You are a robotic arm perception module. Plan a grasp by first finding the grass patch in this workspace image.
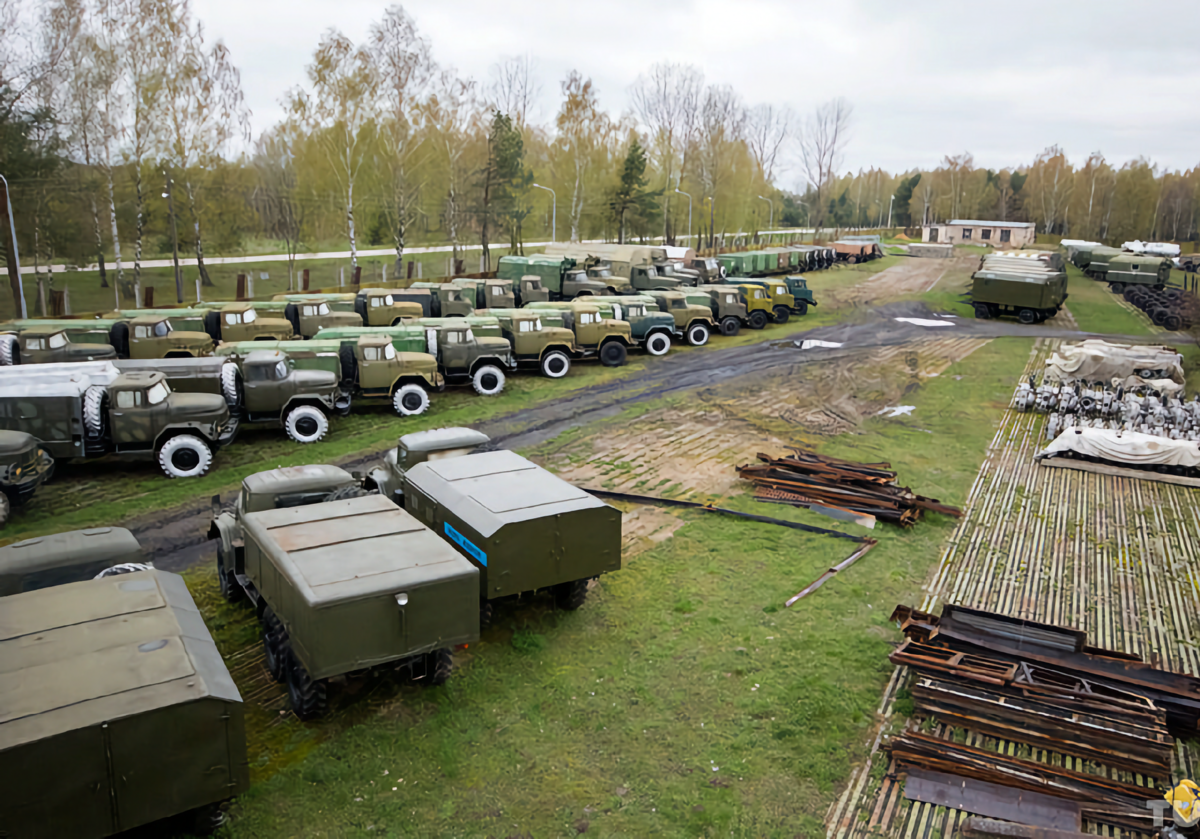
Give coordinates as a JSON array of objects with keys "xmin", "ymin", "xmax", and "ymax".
[{"xmin": 1062, "ymin": 266, "xmax": 1153, "ymax": 335}]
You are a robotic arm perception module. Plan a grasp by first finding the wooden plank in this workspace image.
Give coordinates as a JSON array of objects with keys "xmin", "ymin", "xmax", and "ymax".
[
  {"xmin": 1038, "ymin": 458, "xmax": 1200, "ymax": 488},
  {"xmin": 902, "ymin": 769, "xmax": 1081, "ymax": 831}
]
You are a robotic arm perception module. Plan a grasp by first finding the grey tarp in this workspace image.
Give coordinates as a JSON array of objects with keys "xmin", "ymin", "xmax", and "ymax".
[
  {"xmin": 1043, "ymin": 339, "xmax": 1184, "ymax": 385},
  {"xmin": 1037, "ymin": 427, "xmax": 1200, "ymax": 468}
]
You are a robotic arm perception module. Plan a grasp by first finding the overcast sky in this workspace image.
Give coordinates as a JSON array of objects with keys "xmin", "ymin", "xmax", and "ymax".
[{"xmin": 193, "ymin": 0, "xmax": 1200, "ymax": 187}]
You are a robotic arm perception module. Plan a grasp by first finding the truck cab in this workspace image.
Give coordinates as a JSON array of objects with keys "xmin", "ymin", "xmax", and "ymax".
[
  {"xmin": 0, "ymin": 526, "xmax": 142, "ymax": 594},
  {"xmin": 241, "ymin": 349, "xmax": 346, "ymax": 442},
  {"xmin": 283, "ymin": 300, "xmax": 362, "ymax": 337},
  {"xmin": 411, "ymin": 283, "xmax": 475, "ymax": 317},
  {"xmin": 425, "ymin": 323, "xmax": 515, "ymax": 396},
  {"xmin": 721, "ymin": 282, "xmax": 775, "ymax": 329},
  {"xmin": 629, "ymin": 263, "xmax": 683, "ymax": 291},
  {"xmin": 355, "ymin": 288, "xmax": 424, "ymax": 325},
  {"xmin": 126, "ymin": 315, "xmax": 214, "ymax": 359},
  {"xmin": 352, "ymin": 334, "xmax": 443, "ymax": 415},
  {"xmin": 107, "ymin": 372, "xmax": 232, "ymax": 455},
  {"xmin": 368, "ymin": 426, "xmax": 491, "ymax": 505},
  {"xmin": 687, "ymin": 256, "xmax": 724, "ymax": 281},
  {"xmin": 206, "ymin": 304, "xmax": 295, "ymax": 343},
  {"xmin": 481, "ymin": 310, "xmax": 577, "ymax": 378},
  {"xmin": 555, "ymin": 304, "xmax": 634, "ymax": 365},
  {"xmin": 0, "ymin": 430, "xmax": 54, "ymax": 526},
  {"xmin": 4, "ymin": 326, "xmax": 117, "ymax": 365},
  {"xmin": 694, "ymin": 285, "xmax": 750, "ymax": 336},
  {"xmin": 569, "ymin": 295, "xmax": 677, "ymax": 356},
  {"xmin": 644, "ymin": 290, "xmax": 716, "ymax": 346},
  {"xmin": 518, "ymin": 275, "xmax": 551, "ymax": 304},
  {"xmin": 733, "ymin": 279, "xmax": 796, "ymax": 322},
  {"xmin": 654, "ymin": 259, "xmax": 701, "ymax": 285}
]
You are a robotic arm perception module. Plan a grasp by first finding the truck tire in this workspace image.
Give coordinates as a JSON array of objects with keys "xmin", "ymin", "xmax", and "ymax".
[
  {"xmin": 719, "ymin": 317, "xmax": 740, "ymax": 337},
  {"xmin": 772, "ymin": 306, "xmax": 790, "ymax": 325},
  {"xmin": 422, "ymin": 648, "xmax": 453, "ymax": 687},
  {"xmin": 599, "ymin": 340, "xmax": 627, "ymax": 367},
  {"xmin": 749, "ymin": 310, "xmax": 768, "ymax": 330},
  {"xmin": 203, "ymin": 311, "xmax": 221, "ymax": 342},
  {"xmin": 285, "ymin": 648, "xmax": 328, "ymax": 720},
  {"xmin": 0, "ymin": 493, "xmax": 9, "ymax": 529},
  {"xmin": 337, "ymin": 343, "xmax": 358, "ymax": 387},
  {"xmin": 0, "ymin": 334, "xmax": 15, "ymax": 365},
  {"xmin": 1109, "ymin": 282, "xmax": 1125, "ymax": 294},
  {"xmin": 392, "ymin": 383, "xmax": 430, "ymax": 416},
  {"xmin": 158, "ymin": 435, "xmax": 213, "ymax": 479},
  {"xmin": 220, "ymin": 363, "xmax": 240, "ymax": 408},
  {"xmin": 794, "ymin": 301, "xmax": 809, "ymax": 316},
  {"xmin": 185, "ymin": 802, "xmax": 226, "ymax": 837},
  {"xmin": 284, "ymin": 405, "xmax": 329, "ymax": 443},
  {"xmin": 685, "ymin": 323, "xmax": 709, "ymax": 347},
  {"xmin": 1017, "ymin": 308, "xmax": 1038, "ymax": 325},
  {"xmin": 973, "ymin": 303, "xmax": 991, "ymax": 319},
  {"xmin": 216, "ymin": 544, "xmax": 242, "ymax": 603},
  {"xmin": 479, "ymin": 599, "xmax": 493, "ymax": 629},
  {"xmin": 540, "ymin": 350, "xmax": 570, "ymax": 378},
  {"xmin": 109, "ymin": 322, "xmax": 130, "ymax": 358},
  {"xmin": 262, "ymin": 607, "xmax": 288, "ymax": 683},
  {"xmin": 471, "ymin": 364, "xmax": 506, "ymax": 396},
  {"xmin": 645, "ymin": 332, "xmax": 672, "ymax": 356},
  {"xmin": 555, "ymin": 578, "xmax": 589, "ymax": 611},
  {"xmin": 83, "ymin": 385, "xmax": 107, "ymax": 436}
]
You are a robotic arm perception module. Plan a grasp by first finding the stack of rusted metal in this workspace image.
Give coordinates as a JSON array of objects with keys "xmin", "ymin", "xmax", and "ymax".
[
  {"xmin": 885, "ymin": 603, "xmax": 1196, "ymax": 830},
  {"xmin": 737, "ymin": 450, "xmax": 962, "ymax": 527}
]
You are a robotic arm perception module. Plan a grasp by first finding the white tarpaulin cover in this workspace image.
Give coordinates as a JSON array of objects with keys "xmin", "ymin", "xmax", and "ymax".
[
  {"xmin": 1043, "ymin": 339, "xmax": 1184, "ymax": 385},
  {"xmin": 1123, "ymin": 240, "xmax": 1181, "ymax": 257},
  {"xmin": 1037, "ymin": 427, "xmax": 1200, "ymax": 468}
]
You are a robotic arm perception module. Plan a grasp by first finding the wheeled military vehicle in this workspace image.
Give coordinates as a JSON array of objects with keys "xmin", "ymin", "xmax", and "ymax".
[
  {"xmin": 540, "ymin": 245, "xmax": 692, "ymax": 291},
  {"xmin": 832, "ymin": 241, "xmax": 882, "ymax": 264},
  {"xmin": 0, "ymin": 314, "xmax": 215, "ymax": 364},
  {"xmin": 400, "ymin": 446, "xmax": 622, "ymax": 623},
  {"xmin": 0, "ymin": 526, "xmax": 143, "ymax": 595},
  {"xmin": 367, "ymin": 426, "xmax": 491, "ymax": 505},
  {"xmin": 203, "ymin": 303, "xmax": 295, "ymax": 343},
  {"xmin": 643, "ymin": 290, "xmax": 717, "ymax": 345},
  {"xmin": 453, "ymin": 277, "xmax": 516, "ymax": 309},
  {"xmin": 1075, "ymin": 245, "xmax": 1124, "ymax": 277},
  {"xmin": 570, "ymin": 295, "xmax": 677, "ymax": 355},
  {"xmin": 409, "ymin": 283, "xmax": 476, "ymax": 317},
  {"xmin": 738, "ymin": 276, "xmax": 816, "ymax": 316},
  {"xmin": 0, "ymin": 365, "xmax": 235, "ymax": 478},
  {"xmin": 723, "ymin": 278, "xmax": 795, "ymax": 323},
  {"xmin": 496, "ymin": 255, "xmax": 618, "ymax": 298},
  {"xmin": 484, "ymin": 305, "xmax": 632, "ymax": 366},
  {"xmin": 0, "ymin": 569, "xmax": 249, "ymax": 835},
  {"xmin": 211, "ymin": 472, "xmax": 479, "ymax": 719},
  {"xmin": 354, "ymin": 288, "xmax": 425, "ymax": 325},
  {"xmin": 971, "ymin": 266, "xmax": 1069, "ymax": 323},
  {"xmin": 515, "ymin": 274, "xmax": 551, "ymax": 303},
  {"xmin": 200, "ymin": 299, "xmax": 361, "ymax": 338},
  {"xmin": 282, "ymin": 299, "xmax": 362, "ymax": 336},
  {"xmin": 0, "ymin": 325, "xmax": 118, "ymax": 365},
  {"xmin": 0, "ymin": 430, "xmax": 53, "ymax": 527},
  {"xmin": 1104, "ymin": 253, "xmax": 1173, "ymax": 293},
  {"xmin": 718, "ymin": 282, "xmax": 776, "ymax": 329},
  {"xmin": 225, "ymin": 350, "xmax": 346, "ymax": 442},
  {"xmin": 692, "ymin": 285, "xmax": 751, "ymax": 335},
  {"xmin": 476, "ymin": 310, "xmax": 577, "ymax": 378},
  {"xmin": 123, "ymin": 315, "xmax": 215, "ymax": 358}
]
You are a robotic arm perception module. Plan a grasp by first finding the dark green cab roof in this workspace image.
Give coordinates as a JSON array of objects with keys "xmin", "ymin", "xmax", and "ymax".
[{"xmin": 400, "ymin": 427, "xmax": 490, "ymax": 453}]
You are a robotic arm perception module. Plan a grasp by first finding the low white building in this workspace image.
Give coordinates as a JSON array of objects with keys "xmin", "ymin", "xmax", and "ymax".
[{"xmin": 922, "ymin": 220, "xmax": 1036, "ymax": 248}]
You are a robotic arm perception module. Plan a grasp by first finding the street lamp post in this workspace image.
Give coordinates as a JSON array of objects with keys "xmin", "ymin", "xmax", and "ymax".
[
  {"xmin": 531, "ymin": 183, "xmax": 556, "ymax": 242},
  {"xmin": 676, "ymin": 188, "xmax": 696, "ymax": 246},
  {"xmin": 162, "ymin": 165, "xmax": 184, "ymax": 302},
  {"xmin": 706, "ymin": 196, "xmax": 714, "ymax": 251},
  {"xmin": 757, "ymin": 195, "xmax": 773, "ymax": 237},
  {"xmin": 887, "ymin": 194, "xmax": 895, "ymax": 230},
  {"xmin": 0, "ymin": 174, "xmax": 27, "ymax": 318}
]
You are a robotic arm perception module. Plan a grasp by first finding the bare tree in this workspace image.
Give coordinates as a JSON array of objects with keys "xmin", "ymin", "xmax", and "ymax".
[
  {"xmin": 695, "ymin": 84, "xmax": 746, "ymax": 248},
  {"xmin": 425, "ymin": 70, "xmax": 478, "ymax": 263},
  {"xmin": 796, "ymin": 97, "xmax": 852, "ymax": 230},
  {"xmin": 252, "ymin": 127, "xmax": 305, "ymax": 289},
  {"xmin": 630, "ymin": 62, "xmax": 702, "ymax": 241},
  {"xmin": 554, "ymin": 70, "xmax": 612, "ymax": 242},
  {"xmin": 487, "ymin": 54, "xmax": 540, "ymax": 128},
  {"xmin": 745, "ymin": 103, "xmax": 791, "ymax": 183}
]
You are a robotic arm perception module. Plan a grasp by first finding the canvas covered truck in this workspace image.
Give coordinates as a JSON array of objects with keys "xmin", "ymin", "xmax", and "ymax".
[
  {"xmin": 210, "ymin": 471, "xmax": 479, "ymax": 720},
  {"xmin": 354, "ymin": 288, "xmax": 425, "ymax": 325},
  {"xmin": 692, "ymin": 285, "xmax": 751, "ymax": 336},
  {"xmin": 642, "ymin": 290, "xmax": 717, "ymax": 345},
  {"xmin": 496, "ymin": 254, "xmax": 618, "ymax": 299},
  {"xmin": 0, "ymin": 364, "xmax": 235, "ymax": 478},
  {"xmin": 0, "ymin": 569, "xmax": 250, "ymax": 836},
  {"xmin": 202, "ymin": 303, "xmax": 296, "ymax": 343},
  {"xmin": 1102, "ymin": 253, "xmax": 1173, "ymax": 293},
  {"xmin": 0, "ymin": 430, "xmax": 54, "ymax": 528},
  {"xmin": 971, "ymin": 267, "xmax": 1069, "ymax": 323},
  {"xmin": 484, "ymin": 304, "xmax": 633, "ymax": 366},
  {"xmin": 0, "ymin": 526, "xmax": 144, "ymax": 595},
  {"xmin": 567, "ymin": 295, "xmax": 677, "ymax": 356}
]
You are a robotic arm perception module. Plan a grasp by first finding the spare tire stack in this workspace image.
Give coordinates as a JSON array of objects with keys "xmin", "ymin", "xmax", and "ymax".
[{"xmin": 1124, "ymin": 286, "xmax": 1199, "ymax": 332}]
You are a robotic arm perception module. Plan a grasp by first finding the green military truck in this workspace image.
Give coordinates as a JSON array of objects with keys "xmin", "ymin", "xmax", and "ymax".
[
  {"xmin": 485, "ymin": 304, "xmax": 632, "ymax": 366},
  {"xmin": 1103, "ymin": 253, "xmax": 1172, "ymax": 293},
  {"xmin": 210, "ymin": 471, "xmax": 479, "ymax": 719},
  {"xmin": 397, "ymin": 445, "xmax": 622, "ymax": 624},
  {"xmin": 453, "ymin": 277, "xmax": 517, "ymax": 309},
  {"xmin": 731, "ymin": 278, "xmax": 798, "ymax": 322},
  {"xmin": 0, "ymin": 526, "xmax": 144, "ymax": 595},
  {"xmin": 200, "ymin": 299, "xmax": 360, "ymax": 339},
  {"xmin": 0, "ymin": 430, "xmax": 54, "ymax": 528},
  {"xmin": 522, "ymin": 299, "xmax": 657, "ymax": 359},
  {"xmin": 538, "ymin": 246, "xmax": 689, "ymax": 291},
  {"xmin": 691, "ymin": 285, "xmax": 751, "ymax": 336},
  {"xmin": 472, "ymin": 310, "xmax": 577, "ymax": 378},
  {"xmin": 567, "ymin": 295, "xmax": 677, "ymax": 355},
  {"xmin": 971, "ymin": 267, "xmax": 1069, "ymax": 323},
  {"xmin": 0, "ymin": 325, "xmax": 118, "ymax": 365},
  {"xmin": 202, "ymin": 303, "xmax": 296, "ymax": 343},
  {"xmin": 642, "ymin": 290, "xmax": 717, "ymax": 346},
  {"xmin": 0, "ymin": 569, "xmax": 249, "ymax": 835},
  {"xmin": 497, "ymin": 254, "xmax": 619, "ymax": 299},
  {"xmin": 718, "ymin": 282, "xmax": 776, "ymax": 329},
  {"xmin": 1075, "ymin": 245, "xmax": 1124, "ymax": 278},
  {"xmin": 0, "ymin": 314, "xmax": 215, "ymax": 364},
  {"xmin": 353, "ymin": 288, "xmax": 425, "ymax": 325},
  {"xmin": 368, "ymin": 426, "xmax": 491, "ymax": 505},
  {"xmin": 0, "ymin": 364, "xmax": 235, "ymax": 478},
  {"xmin": 405, "ymin": 283, "xmax": 475, "ymax": 317}
]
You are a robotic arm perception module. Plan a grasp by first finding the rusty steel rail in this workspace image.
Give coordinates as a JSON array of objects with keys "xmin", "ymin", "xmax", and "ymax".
[
  {"xmin": 960, "ymin": 817, "xmax": 1099, "ymax": 839},
  {"xmin": 784, "ymin": 540, "xmax": 878, "ymax": 606}
]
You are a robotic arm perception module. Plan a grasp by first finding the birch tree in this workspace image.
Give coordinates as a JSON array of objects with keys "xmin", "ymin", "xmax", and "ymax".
[
  {"xmin": 425, "ymin": 71, "xmax": 478, "ymax": 263},
  {"xmin": 797, "ymin": 97, "xmax": 852, "ymax": 230},
  {"xmin": 252, "ymin": 126, "xmax": 304, "ymax": 289},
  {"xmin": 488, "ymin": 54, "xmax": 540, "ymax": 128},
  {"xmin": 630, "ymin": 62, "xmax": 701, "ymax": 241},
  {"xmin": 553, "ymin": 71, "xmax": 610, "ymax": 242}
]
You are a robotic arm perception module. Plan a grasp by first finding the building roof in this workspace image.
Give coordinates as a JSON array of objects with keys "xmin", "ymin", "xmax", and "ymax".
[
  {"xmin": 0, "ymin": 570, "xmax": 240, "ymax": 750},
  {"xmin": 944, "ymin": 220, "xmax": 1035, "ymax": 228}
]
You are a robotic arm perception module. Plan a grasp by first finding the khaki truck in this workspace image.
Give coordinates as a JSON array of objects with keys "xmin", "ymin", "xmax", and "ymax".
[
  {"xmin": 484, "ymin": 305, "xmax": 632, "ymax": 366},
  {"xmin": 473, "ymin": 310, "xmax": 577, "ymax": 378},
  {"xmin": 0, "ymin": 526, "xmax": 145, "ymax": 595},
  {"xmin": 643, "ymin": 290, "xmax": 717, "ymax": 346},
  {"xmin": 453, "ymin": 277, "xmax": 517, "ymax": 309},
  {"xmin": 200, "ymin": 299, "xmax": 360, "ymax": 339},
  {"xmin": 497, "ymin": 254, "xmax": 621, "ymax": 299},
  {"xmin": 0, "ymin": 430, "xmax": 54, "ymax": 527},
  {"xmin": 0, "ymin": 315, "xmax": 215, "ymax": 364},
  {"xmin": 203, "ymin": 303, "xmax": 296, "ymax": 343},
  {"xmin": 0, "ymin": 325, "xmax": 118, "ymax": 365},
  {"xmin": 210, "ymin": 472, "xmax": 479, "ymax": 719},
  {"xmin": 562, "ymin": 295, "xmax": 678, "ymax": 355},
  {"xmin": 540, "ymin": 245, "xmax": 690, "ymax": 291},
  {"xmin": 728, "ymin": 278, "xmax": 796, "ymax": 323},
  {"xmin": 694, "ymin": 285, "xmax": 751, "ymax": 335},
  {"xmin": 971, "ymin": 267, "xmax": 1069, "ymax": 323},
  {"xmin": 354, "ymin": 288, "xmax": 425, "ymax": 325},
  {"xmin": 0, "ymin": 364, "xmax": 236, "ymax": 478},
  {"xmin": 718, "ymin": 281, "xmax": 776, "ymax": 329},
  {"xmin": 0, "ymin": 569, "xmax": 250, "ymax": 835},
  {"xmin": 407, "ymin": 283, "xmax": 475, "ymax": 317}
]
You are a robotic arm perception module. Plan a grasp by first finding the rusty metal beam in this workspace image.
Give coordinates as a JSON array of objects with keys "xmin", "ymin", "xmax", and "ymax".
[{"xmin": 960, "ymin": 817, "xmax": 1097, "ymax": 839}]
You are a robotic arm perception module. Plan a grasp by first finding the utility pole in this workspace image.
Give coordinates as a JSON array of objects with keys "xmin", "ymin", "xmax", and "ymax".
[
  {"xmin": 163, "ymin": 165, "xmax": 183, "ymax": 303},
  {"xmin": 531, "ymin": 183, "xmax": 556, "ymax": 242},
  {"xmin": 887, "ymin": 194, "xmax": 895, "ymax": 230},
  {"xmin": 0, "ymin": 174, "xmax": 27, "ymax": 318},
  {"xmin": 674, "ymin": 188, "xmax": 692, "ymax": 248},
  {"xmin": 706, "ymin": 196, "xmax": 715, "ymax": 251},
  {"xmin": 757, "ymin": 195, "xmax": 774, "ymax": 231}
]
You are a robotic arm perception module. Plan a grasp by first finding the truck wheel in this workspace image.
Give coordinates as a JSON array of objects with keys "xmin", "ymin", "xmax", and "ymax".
[
  {"xmin": 83, "ymin": 385, "xmax": 106, "ymax": 436},
  {"xmin": 392, "ymin": 384, "xmax": 430, "ymax": 416},
  {"xmin": 422, "ymin": 648, "xmax": 453, "ymax": 687},
  {"xmin": 220, "ymin": 363, "xmax": 240, "ymax": 408},
  {"xmin": 0, "ymin": 334, "xmax": 15, "ymax": 365},
  {"xmin": 973, "ymin": 303, "xmax": 990, "ymax": 319},
  {"xmin": 284, "ymin": 405, "xmax": 329, "ymax": 443},
  {"xmin": 158, "ymin": 435, "xmax": 213, "ymax": 479},
  {"xmin": 337, "ymin": 343, "xmax": 358, "ymax": 387},
  {"xmin": 285, "ymin": 648, "xmax": 328, "ymax": 720},
  {"xmin": 719, "ymin": 317, "xmax": 740, "ymax": 337},
  {"xmin": 794, "ymin": 301, "xmax": 809, "ymax": 316},
  {"xmin": 262, "ymin": 607, "xmax": 288, "ymax": 683},
  {"xmin": 645, "ymin": 332, "xmax": 672, "ymax": 356},
  {"xmin": 685, "ymin": 323, "xmax": 709, "ymax": 347},
  {"xmin": 554, "ymin": 578, "xmax": 589, "ymax": 611},
  {"xmin": 1016, "ymin": 308, "xmax": 1038, "ymax": 325},
  {"xmin": 540, "ymin": 350, "xmax": 571, "ymax": 378},
  {"xmin": 0, "ymin": 493, "xmax": 9, "ymax": 529},
  {"xmin": 185, "ymin": 802, "xmax": 226, "ymax": 837},
  {"xmin": 1109, "ymin": 282, "xmax": 1125, "ymax": 294},
  {"xmin": 480, "ymin": 600, "xmax": 493, "ymax": 629},
  {"xmin": 749, "ymin": 310, "xmax": 769, "ymax": 330},
  {"xmin": 216, "ymin": 545, "xmax": 242, "ymax": 604},
  {"xmin": 472, "ymin": 364, "xmax": 506, "ymax": 396},
  {"xmin": 600, "ymin": 341, "xmax": 627, "ymax": 366},
  {"xmin": 772, "ymin": 306, "xmax": 790, "ymax": 324}
]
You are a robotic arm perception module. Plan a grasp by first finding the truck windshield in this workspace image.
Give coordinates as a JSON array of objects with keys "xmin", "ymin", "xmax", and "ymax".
[
  {"xmin": 705, "ymin": 259, "xmax": 718, "ymax": 270},
  {"xmin": 317, "ymin": 303, "xmax": 331, "ymax": 315},
  {"xmin": 146, "ymin": 381, "xmax": 170, "ymax": 405},
  {"xmin": 243, "ymin": 309, "xmax": 257, "ymax": 324},
  {"xmin": 274, "ymin": 360, "xmax": 288, "ymax": 379},
  {"xmin": 645, "ymin": 266, "xmax": 658, "ymax": 278},
  {"xmin": 627, "ymin": 305, "xmax": 642, "ymax": 317},
  {"xmin": 154, "ymin": 321, "xmax": 171, "ymax": 337},
  {"xmin": 590, "ymin": 268, "xmax": 612, "ymax": 278},
  {"xmin": 658, "ymin": 264, "xmax": 675, "ymax": 275},
  {"xmin": 383, "ymin": 342, "xmax": 396, "ymax": 360},
  {"xmin": 48, "ymin": 332, "xmax": 67, "ymax": 349},
  {"xmin": 670, "ymin": 299, "xmax": 685, "ymax": 309}
]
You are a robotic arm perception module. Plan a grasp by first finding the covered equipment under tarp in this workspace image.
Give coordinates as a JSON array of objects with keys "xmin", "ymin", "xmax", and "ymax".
[
  {"xmin": 1043, "ymin": 339, "xmax": 1184, "ymax": 385},
  {"xmin": 1036, "ymin": 427, "xmax": 1200, "ymax": 469}
]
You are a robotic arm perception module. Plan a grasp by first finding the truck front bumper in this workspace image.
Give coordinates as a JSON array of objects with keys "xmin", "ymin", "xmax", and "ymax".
[
  {"xmin": 217, "ymin": 416, "xmax": 241, "ymax": 448},
  {"xmin": 4, "ymin": 449, "xmax": 55, "ymax": 504}
]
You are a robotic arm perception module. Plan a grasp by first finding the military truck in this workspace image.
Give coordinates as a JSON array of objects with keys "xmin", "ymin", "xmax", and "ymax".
[
  {"xmin": 525, "ymin": 298, "xmax": 670, "ymax": 357},
  {"xmin": 684, "ymin": 255, "xmax": 724, "ymax": 281},
  {"xmin": 515, "ymin": 274, "xmax": 551, "ymax": 303},
  {"xmin": 0, "ymin": 526, "xmax": 144, "ymax": 595},
  {"xmin": 408, "ymin": 283, "xmax": 476, "ymax": 317},
  {"xmin": 971, "ymin": 267, "xmax": 1069, "ymax": 323},
  {"xmin": 203, "ymin": 303, "xmax": 296, "ymax": 343},
  {"xmin": 0, "ymin": 314, "xmax": 216, "ymax": 364},
  {"xmin": 0, "ymin": 365, "xmax": 235, "ymax": 478},
  {"xmin": 692, "ymin": 285, "xmax": 751, "ymax": 335},
  {"xmin": 0, "ymin": 325, "xmax": 118, "ymax": 365},
  {"xmin": 642, "ymin": 290, "xmax": 717, "ymax": 345},
  {"xmin": 271, "ymin": 292, "xmax": 358, "ymax": 312},
  {"xmin": 722, "ymin": 282, "xmax": 776, "ymax": 329},
  {"xmin": 485, "ymin": 304, "xmax": 632, "ymax": 366},
  {"xmin": 567, "ymin": 295, "xmax": 677, "ymax": 356},
  {"xmin": 399, "ymin": 446, "xmax": 622, "ymax": 623},
  {"xmin": 452, "ymin": 277, "xmax": 517, "ymax": 309},
  {"xmin": 315, "ymin": 323, "xmax": 515, "ymax": 397},
  {"xmin": 354, "ymin": 288, "xmax": 425, "ymax": 325},
  {"xmin": 540, "ymin": 245, "xmax": 692, "ymax": 291},
  {"xmin": 0, "ymin": 569, "xmax": 250, "ymax": 835},
  {"xmin": 496, "ymin": 254, "xmax": 618, "ymax": 299},
  {"xmin": 199, "ymin": 299, "xmax": 360, "ymax": 338},
  {"xmin": 211, "ymin": 473, "xmax": 479, "ymax": 719},
  {"xmin": 1103, "ymin": 253, "xmax": 1173, "ymax": 293},
  {"xmin": 729, "ymin": 278, "xmax": 797, "ymax": 322},
  {"xmin": 368, "ymin": 426, "xmax": 491, "ymax": 505},
  {"xmin": 0, "ymin": 430, "xmax": 53, "ymax": 527},
  {"xmin": 476, "ymin": 310, "xmax": 577, "ymax": 378}
]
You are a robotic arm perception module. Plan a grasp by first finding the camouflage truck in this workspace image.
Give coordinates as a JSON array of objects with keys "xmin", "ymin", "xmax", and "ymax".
[
  {"xmin": 0, "ymin": 364, "xmax": 235, "ymax": 478},
  {"xmin": 485, "ymin": 304, "xmax": 632, "ymax": 366},
  {"xmin": 0, "ymin": 526, "xmax": 144, "ymax": 595},
  {"xmin": 218, "ymin": 334, "xmax": 441, "ymax": 416},
  {"xmin": 642, "ymin": 290, "xmax": 717, "ymax": 346},
  {"xmin": 0, "ymin": 430, "xmax": 54, "ymax": 528},
  {"xmin": 496, "ymin": 255, "xmax": 620, "ymax": 299},
  {"xmin": 0, "ymin": 569, "xmax": 250, "ymax": 835},
  {"xmin": 971, "ymin": 267, "xmax": 1069, "ymax": 323},
  {"xmin": 474, "ymin": 310, "xmax": 577, "ymax": 378},
  {"xmin": 396, "ymin": 445, "xmax": 622, "ymax": 624},
  {"xmin": 202, "ymin": 303, "xmax": 296, "ymax": 343},
  {"xmin": 1104, "ymin": 253, "xmax": 1173, "ymax": 293},
  {"xmin": 354, "ymin": 288, "xmax": 425, "ymax": 325},
  {"xmin": 729, "ymin": 278, "xmax": 797, "ymax": 322},
  {"xmin": 566, "ymin": 295, "xmax": 677, "ymax": 355},
  {"xmin": 316, "ymin": 323, "xmax": 515, "ymax": 397},
  {"xmin": 692, "ymin": 285, "xmax": 751, "ymax": 336},
  {"xmin": 210, "ymin": 472, "xmax": 479, "ymax": 719}
]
